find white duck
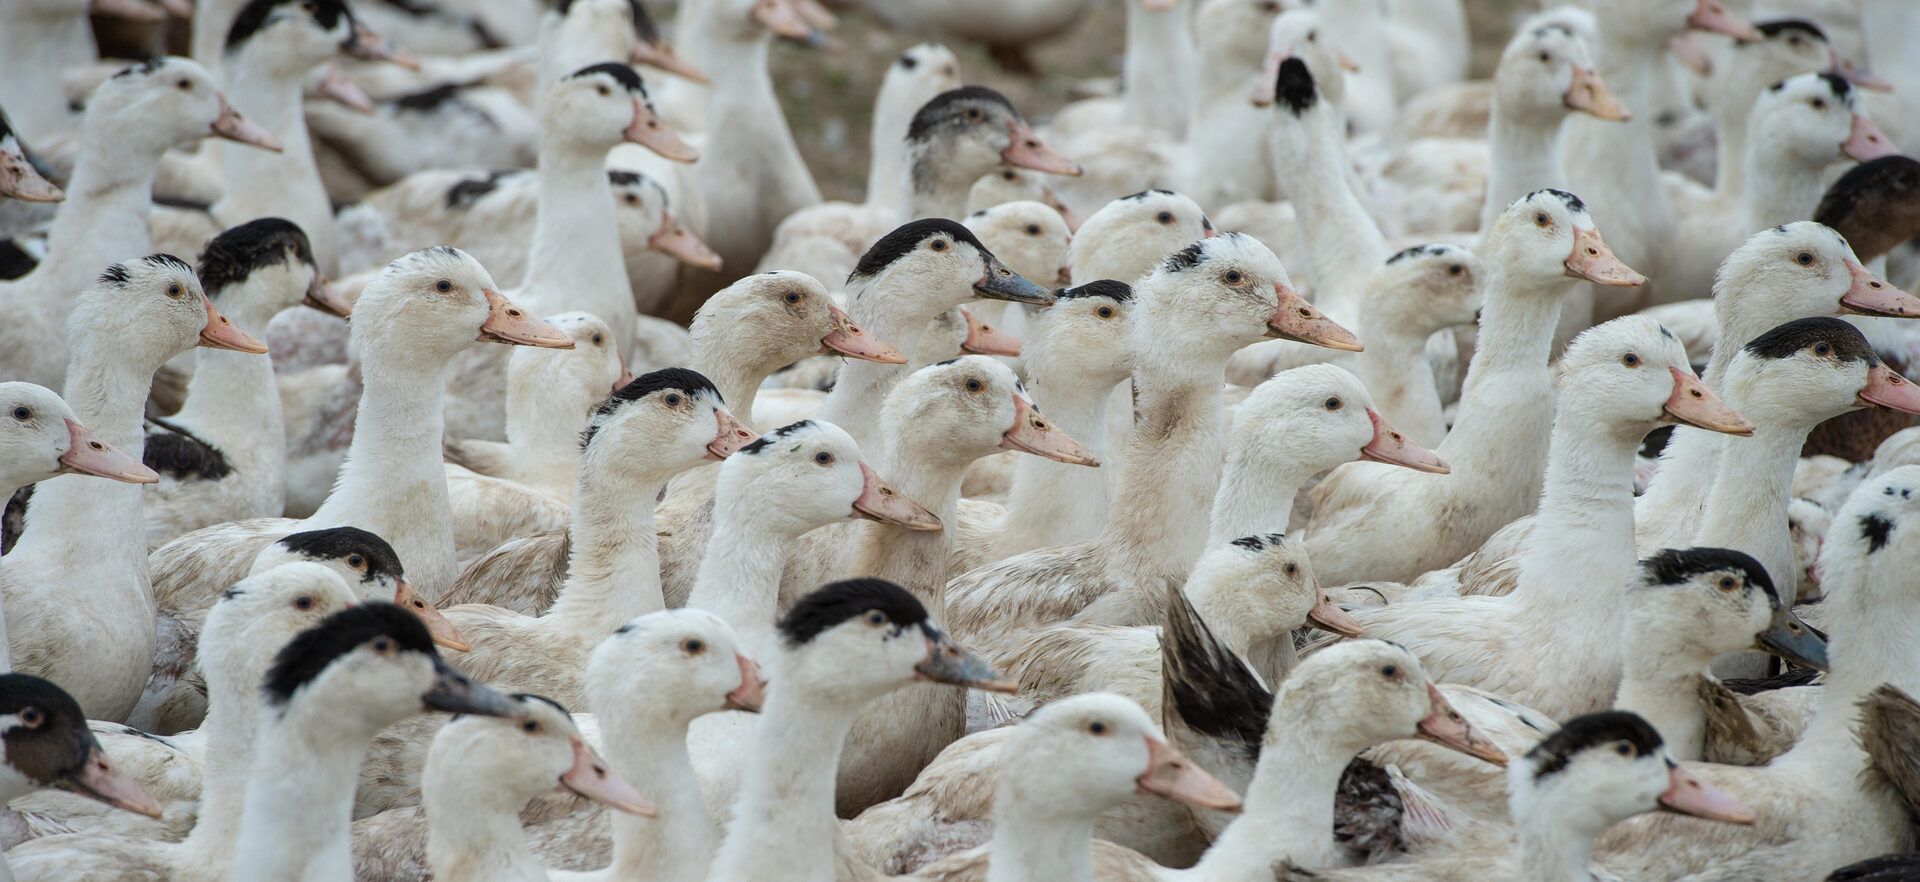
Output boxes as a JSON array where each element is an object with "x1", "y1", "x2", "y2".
[
  {"x1": 1479, "y1": 10, "x2": 1629, "y2": 232},
  {"x1": 0, "y1": 58, "x2": 279, "y2": 391},
  {"x1": 3, "y1": 256, "x2": 265, "y2": 721},
  {"x1": 0, "y1": 382, "x2": 155, "y2": 493}
]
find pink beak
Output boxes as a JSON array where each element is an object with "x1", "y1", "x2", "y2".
[
  {"x1": 821, "y1": 303, "x2": 907, "y2": 363},
  {"x1": 1856, "y1": 363, "x2": 1920, "y2": 414},
  {"x1": 850, "y1": 461, "x2": 942, "y2": 531},
  {"x1": 57, "y1": 420, "x2": 157, "y2": 483},
  {"x1": 1660, "y1": 366, "x2": 1753, "y2": 435},
  {"x1": 626, "y1": 99, "x2": 698, "y2": 163},
  {"x1": 315, "y1": 61, "x2": 376, "y2": 114},
  {"x1": 1002, "y1": 120, "x2": 1082, "y2": 177},
  {"x1": 1000, "y1": 394, "x2": 1099, "y2": 466},
  {"x1": 1837, "y1": 260, "x2": 1920, "y2": 317},
  {"x1": 724, "y1": 654, "x2": 767, "y2": 711},
  {"x1": 707, "y1": 409, "x2": 759, "y2": 460},
  {"x1": 1135, "y1": 736, "x2": 1243, "y2": 811},
  {"x1": 66, "y1": 747, "x2": 163, "y2": 819},
  {"x1": 1843, "y1": 113, "x2": 1898, "y2": 162},
  {"x1": 1416, "y1": 683, "x2": 1508, "y2": 766},
  {"x1": 958, "y1": 307, "x2": 1022, "y2": 357},
  {"x1": 560, "y1": 735, "x2": 656, "y2": 816},
  {"x1": 199, "y1": 294, "x2": 270, "y2": 354},
  {"x1": 209, "y1": 95, "x2": 283, "y2": 152},
  {"x1": 1658, "y1": 763, "x2": 1754, "y2": 824},
  {"x1": 1358, "y1": 409, "x2": 1448, "y2": 474},
  {"x1": 477, "y1": 290, "x2": 574, "y2": 348},
  {"x1": 1686, "y1": 0, "x2": 1761, "y2": 41}
]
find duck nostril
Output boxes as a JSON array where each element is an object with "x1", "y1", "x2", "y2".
[
  {"x1": 1588, "y1": 248, "x2": 1599, "y2": 256},
  {"x1": 90, "y1": 441, "x2": 105, "y2": 450}
]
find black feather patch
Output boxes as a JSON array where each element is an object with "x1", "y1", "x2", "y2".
[
  {"x1": 262, "y1": 603, "x2": 436, "y2": 706},
  {"x1": 738, "y1": 419, "x2": 814, "y2": 455},
  {"x1": 113, "y1": 59, "x2": 167, "y2": 79},
  {"x1": 906, "y1": 86, "x2": 1019, "y2": 143},
  {"x1": 848, "y1": 218, "x2": 991, "y2": 280},
  {"x1": 567, "y1": 62, "x2": 647, "y2": 96},
  {"x1": 1742, "y1": 316, "x2": 1874, "y2": 362},
  {"x1": 197, "y1": 217, "x2": 314, "y2": 296},
  {"x1": 1722, "y1": 666, "x2": 1822, "y2": 695},
  {"x1": 1815, "y1": 155, "x2": 1920, "y2": 243},
  {"x1": 779, "y1": 578, "x2": 929, "y2": 646},
  {"x1": 98, "y1": 263, "x2": 131, "y2": 287},
  {"x1": 896, "y1": 50, "x2": 918, "y2": 69},
  {"x1": 445, "y1": 169, "x2": 516, "y2": 210},
  {"x1": 393, "y1": 84, "x2": 464, "y2": 112},
  {"x1": 1054, "y1": 279, "x2": 1133, "y2": 302},
  {"x1": 552, "y1": 0, "x2": 657, "y2": 41},
  {"x1": 512, "y1": 692, "x2": 570, "y2": 716},
  {"x1": 1753, "y1": 17, "x2": 1826, "y2": 42},
  {"x1": 226, "y1": 0, "x2": 352, "y2": 51},
  {"x1": 1386, "y1": 244, "x2": 1449, "y2": 265},
  {"x1": 1528, "y1": 188, "x2": 1586, "y2": 214},
  {"x1": 1638, "y1": 547, "x2": 1778, "y2": 601},
  {"x1": 0, "y1": 107, "x2": 13, "y2": 143},
  {"x1": 581, "y1": 368, "x2": 721, "y2": 448},
  {"x1": 0, "y1": 239, "x2": 37, "y2": 281},
  {"x1": 143, "y1": 419, "x2": 233, "y2": 481},
  {"x1": 1120, "y1": 189, "x2": 1176, "y2": 202},
  {"x1": 1161, "y1": 241, "x2": 1208, "y2": 273},
  {"x1": 1272, "y1": 56, "x2": 1317, "y2": 115},
  {"x1": 1528, "y1": 710, "x2": 1664, "y2": 782},
  {"x1": 607, "y1": 169, "x2": 644, "y2": 188},
  {"x1": 3, "y1": 484, "x2": 31, "y2": 553},
  {"x1": 1826, "y1": 853, "x2": 1920, "y2": 882},
  {"x1": 1161, "y1": 585, "x2": 1271, "y2": 765},
  {"x1": 276, "y1": 526, "x2": 405, "y2": 583},
  {"x1": 1861, "y1": 512, "x2": 1895, "y2": 553},
  {"x1": 1819, "y1": 72, "x2": 1854, "y2": 103}
]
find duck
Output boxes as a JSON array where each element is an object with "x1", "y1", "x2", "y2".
[
  {"x1": 1343, "y1": 245, "x2": 1486, "y2": 446},
  {"x1": 944, "y1": 233, "x2": 1356, "y2": 663},
  {"x1": 866, "y1": 44, "x2": 963, "y2": 215},
  {"x1": 1304, "y1": 189, "x2": 1643, "y2": 587},
  {"x1": 0, "y1": 382, "x2": 154, "y2": 493},
  {"x1": 147, "y1": 247, "x2": 570, "y2": 612},
  {"x1": 1588, "y1": 466, "x2": 1920, "y2": 881},
  {"x1": 419, "y1": 693, "x2": 655, "y2": 882},
  {"x1": 1277, "y1": 711, "x2": 1754, "y2": 882},
  {"x1": 1479, "y1": 9, "x2": 1629, "y2": 233},
  {"x1": 141, "y1": 219, "x2": 351, "y2": 550},
  {"x1": 3, "y1": 561, "x2": 361, "y2": 881},
  {"x1": 537, "y1": 0, "x2": 706, "y2": 92},
  {"x1": 704, "y1": 578, "x2": 1014, "y2": 882},
  {"x1": 0, "y1": 674, "x2": 163, "y2": 830},
  {"x1": 0, "y1": 0, "x2": 188, "y2": 143},
  {"x1": 2, "y1": 255, "x2": 265, "y2": 722},
  {"x1": 1068, "y1": 190, "x2": 1216, "y2": 287},
  {"x1": 1330, "y1": 316, "x2": 1752, "y2": 722},
  {"x1": 0, "y1": 108, "x2": 63, "y2": 202},
  {"x1": 0, "y1": 59, "x2": 280, "y2": 391}
]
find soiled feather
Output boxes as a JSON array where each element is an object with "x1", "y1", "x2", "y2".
[
  {"x1": 1698, "y1": 678, "x2": 1823, "y2": 766},
  {"x1": 439, "y1": 529, "x2": 570, "y2": 614}
]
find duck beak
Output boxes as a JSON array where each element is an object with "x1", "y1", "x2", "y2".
[
  {"x1": 1251, "y1": 50, "x2": 1288, "y2": 107},
  {"x1": 1660, "y1": 367, "x2": 1752, "y2": 435},
  {"x1": 915, "y1": 626, "x2": 1017, "y2": 693},
  {"x1": 1838, "y1": 260, "x2": 1920, "y2": 317},
  {"x1": 59, "y1": 419, "x2": 158, "y2": 483},
  {"x1": 1830, "y1": 52, "x2": 1893, "y2": 92},
  {"x1": 1267, "y1": 283, "x2": 1362, "y2": 351},
  {"x1": 612, "y1": 354, "x2": 636, "y2": 394},
  {"x1": 630, "y1": 37, "x2": 709, "y2": 84},
  {"x1": 62, "y1": 743, "x2": 162, "y2": 819},
  {"x1": 725, "y1": 653, "x2": 767, "y2": 711},
  {"x1": 626, "y1": 98, "x2": 698, "y2": 163},
  {"x1": 1040, "y1": 184, "x2": 1083, "y2": 232},
  {"x1": 90, "y1": 0, "x2": 166, "y2": 20},
  {"x1": 1305, "y1": 579, "x2": 1365, "y2": 637},
  {"x1": 315, "y1": 62, "x2": 376, "y2": 114},
  {"x1": 1857, "y1": 363, "x2": 1920, "y2": 414},
  {"x1": 852, "y1": 462, "x2": 943, "y2": 531},
  {"x1": 396, "y1": 580, "x2": 468, "y2": 652},
  {"x1": 1002, "y1": 119, "x2": 1082, "y2": 177},
  {"x1": 561, "y1": 735, "x2": 657, "y2": 816},
  {"x1": 1359, "y1": 409, "x2": 1448, "y2": 474},
  {"x1": 424, "y1": 657, "x2": 520, "y2": 717},
  {"x1": 303, "y1": 272, "x2": 352, "y2": 317},
  {"x1": 821, "y1": 303, "x2": 906, "y2": 363},
  {"x1": 1001, "y1": 394, "x2": 1099, "y2": 466},
  {"x1": 707, "y1": 408, "x2": 758, "y2": 460},
  {"x1": 0, "y1": 141, "x2": 62, "y2": 202},
  {"x1": 1564, "y1": 226, "x2": 1645, "y2": 287},
  {"x1": 478, "y1": 290, "x2": 573, "y2": 348},
  {"x1": 1669, "y1": 32, "x2": 1712, "y2": 76},
  {"x1": 975, "y1": 259, "x2": 1055, "y2": 305},
  {"x1": 1755, "y1": 605, "x2": 1828, "y2": 672},
  {"x1": 1136, "y1": 736, "x2": 1244, "y2": 811},
  {"x1": 1686, "y1": 0, "x2": 1760, "y2": 42},
  {"x1": 210, "y1": 95, "x2": 282, "y2": 152},
  {"x1": 1659, "y1": 763, "x2": 1754, "y2": 823},
  {"x1": 958, "y1": 307, "x2": 1022, "y2": 357},
  {"x1": 1416, "y1": 683, "x2": 1507, "y2": 766},
  {"x1": 199, "y1": 294, "x2": 270, "y2": 353},
  {"x1": 751, "y1": 0, "x2": 812, "y2": 40},
  {"x1": 647, "y1": 212, "x2": 722, "y2": 270},
  {"x1": 345, "y1": 22, "x2": 420, "y2": 69},
  {"x1": 1843, "y1": 113, "x2": 1898, "y2": 162},
  {"x1": 1564, "y1": 64, "x2": 1630, "y2": 121}
]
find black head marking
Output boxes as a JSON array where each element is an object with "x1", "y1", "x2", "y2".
[
  {"x1": 581, "y1": 368, "x2": 721, "y2": 448},
  {"x1": 113, "y1": 59, "x2": 168, "y2": 79},
  {"x1": 1818, "y1": 72, "x2": 1854, "y2": 103},
  {"x1": 1527, "y1": 188, "x2": 1585, "y2": 214},
  {"x1": 226, "y1": 0, "x2": 353, "y2": 51},
  {"x1": 848, "y1": 218, "x2": 991, "y2": 281},
  {"x1": 738, "y1": 419, "x2": 813, "y2": 455},
  {"x1": 1386, "y1": 244, "x2": 1449, "y2": 265},
  {"x1": 0, "y1": 674, "x2": 96, "y2": 786},
  {"x1": 1054, "y1": 279, "x2": 1134, "y2": 303},
  {"x1": 1861, "y1": 512, "x2": 1894, "y2": 552},
  {"x1": 98, "y1": 264, "x2": 131, "y2": 287},
  {"x1": 445, "y1": 169, "x2": 517, "y2": 210},
  {"x1": 261, "y1": 603, "x2": 436, "y2": 706},
  {"x1": 1741, "y1": 316, "x2": 1874, "y2": 362},
  {"x1": 1230, "y1": 535, "x2": 1265, "y2": 551},
  {"x1": 567, "y1": 62, "x2": 648, "y2": 97},
  {"x1": 1754, "y1": 17, "x2": 1826, "y2": 42},
  {"x1": 896, "y1": 50, "x2": 918, "y2": 69},
  {"x1": 1120, "y1": 189, "x2": 1176, "y2": 202},
  {"x1": 1162, "y1": 241, "x2": 1208, "y2": 273},
  {"x1": 197, "y1": 217, "x2": 315, "y2": 296},
  {"x1": 1660, "y1": 325, "x2": 1675, "y2": 340},
  {"x1": 1161, "y1": 585, "x2": 1271, "y2": 765},
  {"x1": 511, "y1": 692, "x2": 571, "y2": 716},
  {"x1": 1528, "y1": 711, "x2": 1664, "y2": 782},
  {"x1": 932, "y1": 357, "x2": 963, "y2": 367},
  {"x1": 1638, "y1": 547, "x2": 1778, "y2": 602},
  {"x1": 1272, "y1": 56, "x2": 1318, "y2": 115},
  {"x1": 276, "y1": 526, "x2": 406, "y2": 582},
  {"x1": 607, "y1": 169, "x2": 643, "y2": 188},
  {"x1": 906, "y1": 86, "x2": 1019, "y2": 143},
  {"x1": 145, "y1": 254, "x2": 193, "y2": 275},
  {"x1": 779, "y1": 579, "x2": 930, "y2": 646},
  {"x1": 551, "y1": 0, "x2": 658, "y2": 41},
  {"x1": 393, "y1": 83, "x2": 463, "y2": 112}
]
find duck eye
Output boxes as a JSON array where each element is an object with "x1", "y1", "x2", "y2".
[
  {"x1": 1796, "y1": 252, "x2": 1815, "y2": 266},
  {"x1": 1811, "y1": 98, "x2": 1826, "y2": 110},
  {"x1": 166, "y1": 284, "x2": 183, "y2": 299},
  {"x1": 522, "y1": 719, "x2": 541, "y2": 733},
  {"x1": 1096, "y1": 306, "x2": 1114, "y2": 319},
  {"x1": 1381, "y1": 665, "x2": 1397, "y2": 678},
  {"x1": 1538, "y1": 51, "x2": 1550, "y2": 62},
  {"x1": 814, "y1": 451, "x2": 833, "y2": 465},
  {"x1": 1325, "y1": 397, "x2": 1341, "y2": 410},
  {"x1": 1616, "y1": 742, "x2": 1634, "y2": 757},
  {"x1": 965, "y1": 378, "x2": 984, "y2": 393},
  {"x1": 1285, "y1": 563, "x2": 1297, "y2": 576},
  {"x1": 1815, "y1": 341, "x2": 1832, "y2": 356},
  {"x1": 1719, "y1": 576, "x2": 1738, "y2": 591},
  {"x1": 664, "y1": 393, "x2": 683, "y2": 406},
  {"x1": 1534, "y1": 212, "x2": 1550, "y2": 227},
  {"x1": 10, "y1": 407, "x2": 28, "y2": 421},
  {"x1": 1026, "y1": 224, "x2": 1041, "y2": 235},
  {"x1": 1002, "y1": 170, "x2": 1016, "y2": 181},
  {"x1": 293, "y1": 596, "x2": 315, "y2": 610},
  {"x1": 596, "y1": 85, "x2": 610, "y2": 96},
  {"x1": 784, "y1": 291, "x2": 801, "y2": 304},
  {"x1": 1224, "y1": 270, "x2": 1243, "y2": 284},
  {"x1": 18, "y1": 708, "x2": 40, "y2": 727},
  {"x1": 929, "y1": 239, "x2": 949, "y2": 252},
  {"x1": 624, "y1": 194, "x2": 639, "y2": 205},
  {"x1": 347, "y1": 554, "x2": 366, "y2": 569},
  {"x1": 867, "y1": 611, "x2": 888, "y2": 626},
  {"x1": 1448, "y1": 264, "x2": 1463, "y2": 276},
  {"x1": 372, "y1": 638, "x2": 393, "y2": 654},
  {"x1": 683, "y1": 638, "x2": 705, "y2": 654},
  {"x1": 1622, "y1": 353, "x2": 1641, "y2": 367},
  {"x1": 1087, "y1": 721, "x2": 1108, "y2": 735},
  {"x1": 435, "y1": 279, "x2": 453, "y2": 293},
  {"x1": 1156, "y1": 211, "x2": 1174, "y2": 224},
  {"x1": 1307, "y1": 30, "x2": 1317, "y2": 41},
  {"x1": 177, "y1": 78, "x2": 192, "y2": 90}
]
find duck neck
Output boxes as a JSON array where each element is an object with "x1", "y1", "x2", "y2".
[
  {"x1": 220, "y1": 49, "x2": 330, "y2": 271},
  {"x1": 1692, "y1": 404, "x2": 1820, "y2": 592},
  {"x1": 601, "y1": 706, "x2": 713, "y2": 881},
  {"x1": 1711, "y1": 96, "x2": 1752, "y2": 196},
  {"x1": 984, "y1": 779, "x2": 1100, "y2": 882},
  {"x1": 853, "y1": 434, "x2": 971, "y2": 618},
  {"x1": 174, "y1": 287, "x2": 287, "y2": 446},
  {"x1": 1786, "y1": 557, "x2": 1920, "y2": 766},
  {"x1": 1614, "y1": 648, "x2": 1713, "y2": 762},
  {"x1": 175, "y1": 658, "x2": 264, "y2": 868},
  {"x1": 1741, "y1": 135, "x2": 1833, "y2": 231},
  {"x1": 709, "y1": 683, "x2": 865, "y2": 882},
  {"x1": 424, "y1": 761, "x2": 545, "y2": 882},
  {"x1": 1189, "y1": 722, "x2": 1353, "y2": 880},
  {"x1": 501, "y1": 365, "x2": 590, "y2": 488},
  {"x1": 690, "y1": 340, "x2": 779, "y2": 427},
  {"x1": 686, "y1": 504, "x2": 796, "y2": 659},
  {"x1": 1207, "y1": 448, "x2": 1325, "y2": 547},
  {"x1": 819, "y1": 276, "x2": 947, "y2": 447},
  {"x1": 1515, "y1": 404, "x2": 1645, "y2": 611},
  {"x1": 546, "y1": 467, "x2": 672, "y2": 640},
  {"x1": 1354, "y1": 318, "x2": 1449, "y2": 447},
  {"x1": 0, "y1": 4, "x2": 89, "y2": 142},
  {"x1": 900, "y1": 149, "x2": 976, "y2": 221},
  {"x1": 42, "y1": 126, "x2": 162, "y2": 287},
  {"x1": 1511, "y1": 804, "x2": 1609, "y2": 882},
  {"x1": 523, "y1": 140, "x2": 633, "y2": 337},
  {"x1": 998, "y1": 355, "x2": 1122, "y2": 551},
  {"x1": 1099, "y1": 360, "x2": 1228, "y2": 582},
  {"x1": 1481, "y1": 106, "x2": 1565, "y2": 231},
  {"x1": 1270, "y1": 106, "x2": 1384, "y2": 320},
  {"x1": 231, "y1": 701, "x2": 376, "y2": 880},
  {"x1": 1120, "y1": 1, "x2": 1194, "y2": 139},
  {"x1": 1435, "y1": 269, "x2": 1568, "y2": 478}
]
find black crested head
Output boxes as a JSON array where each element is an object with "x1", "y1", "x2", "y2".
[
  {"x1": 1638, "y1": 547, "x2": 1777, "y2": 602},
  {"x1": 445, "y1": 169, "x2": 517, "y2": 210},
  {"x1": 1121, "y1": 189, "x2": 1176, "y2": 202},
  {"x1": 906, "y1": 86, "x2": 1018, "y2": 143},
  {"x1": 779, "y1": 579, "x2": 929, "y2": 646},
  {"x1": 226, "y1": 0, "x2": 353, "y2": 52},
  {"x1": 848, "y1": 218, "x2": 990, "y2": 281},
  {"x1": 1273, "y1": 56, "x2": 1318, "y2": 115},
  {"x1": 1527, "y1": 188, "x2": 1585, "y2": 215},
  {"x1": 277, "y1": 527, "x2": 406, "y2": 583},
  {"x1": 0, "y1": 674, "x2": 93, "y2": 785},
  {"x1": 1528, "y1": 711, "x2": 1664, "y2": 781},
  {"x1": 1754, "y1": 17, "x2": 1826, "y2": 42},
  {"x1": 581, "y1": 368, "x2": 721, "y2": 448},
  {"x1": 1741, "y1": 316, "x2": 1874, "y2": 362},
  {"x1": 197, "y1": 218, "x2": 315, "y2": 296},
  {"x1": 512, "y1": 692, "x2": 571, "y2": 716},
  {"x1": 146, "y1": 254, "x2": 193, "y2": 275},
  {"x1": 1818, "y1": 72, "x2": 1854, "y2": 103},
  {"x1": 262, "y1": 603, "x2": 436, "y2": 707},
  {"x1": 1161, "y1": 585, "x2": 1271, "y2": 765},
  {"x1": 568, "y1": 62, "x2": 648, "y2": 96},
  {"x1": 1861, "y1": 512, "x2": 1894, "y2": 553},
  {"x1": 1162, "y1": 240, "x2": 1208, "y2": 273},
  {"x1": 113, "y1": 59, "x2": 168, "y2": 79},
  {"x1": 738, "y1": 419, "x2": 813, "y2": 455},
  {"x1": 1055, "y1": 279, "x2": 1133, "y2": 303},
  {"x1": 98, "y1": 263, "x2": 132, "y2": 287},
  {"x1": 1230, "y1": 535, "x2": 1266, "y2": 551},
  {"x1": 1386, "y1": 244, "x2": 1449, "y2": 265}
]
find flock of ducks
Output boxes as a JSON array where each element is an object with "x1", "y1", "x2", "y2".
[{"x1": 3, "y1": 0, "x2": 1920, "y2": 879}]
